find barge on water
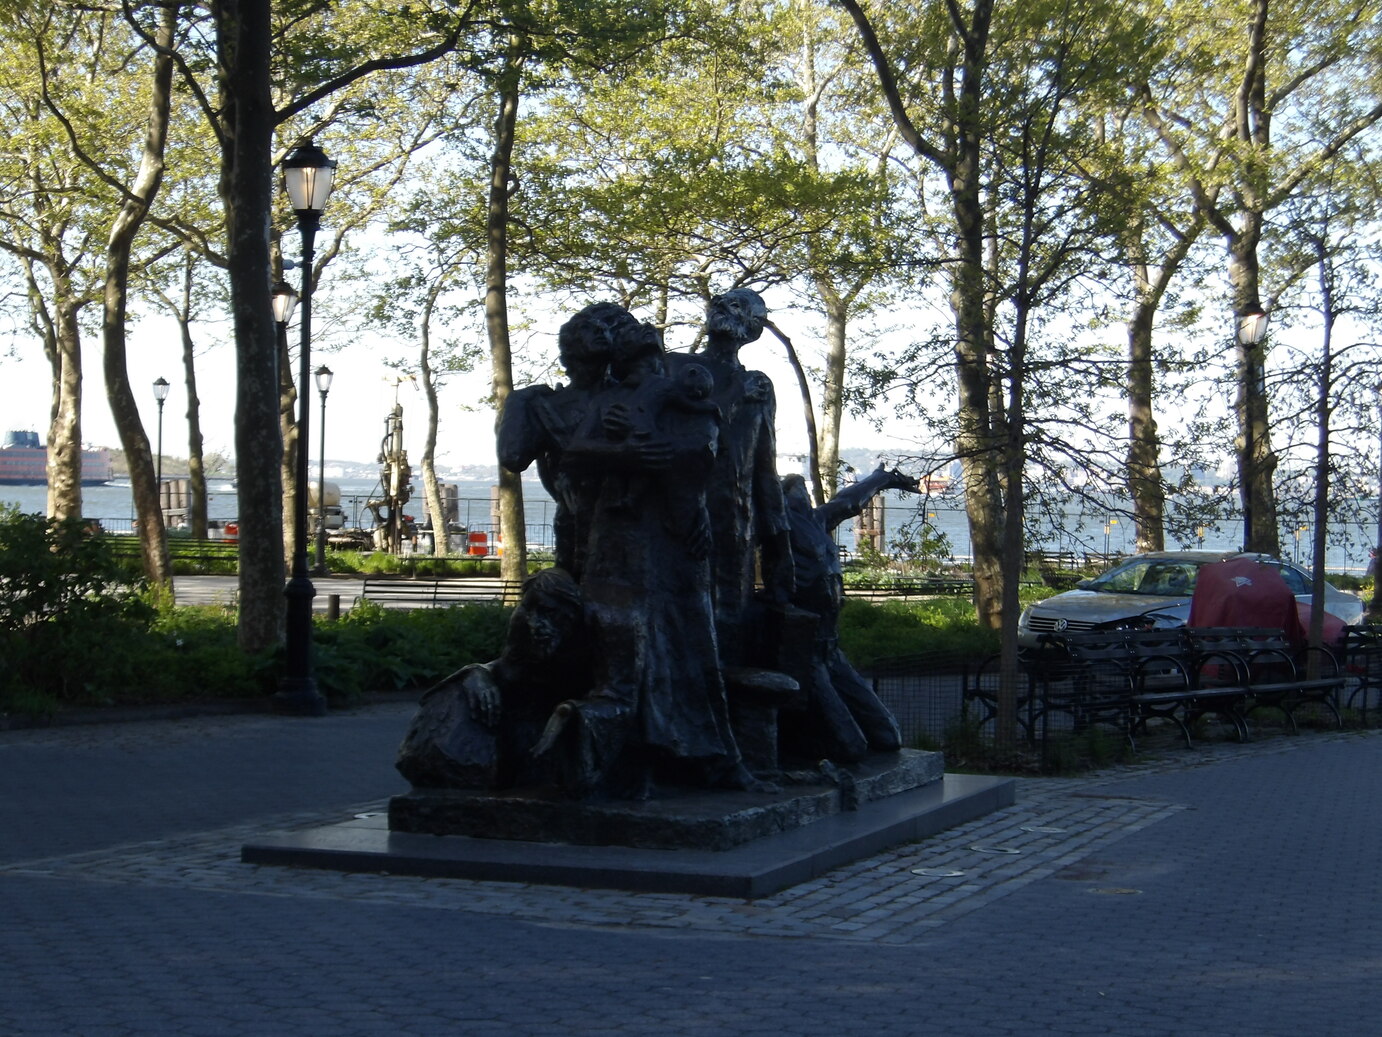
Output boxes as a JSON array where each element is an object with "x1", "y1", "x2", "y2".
[{"x1": 0, "y1": 430, "x2": 114, "y2": 486}]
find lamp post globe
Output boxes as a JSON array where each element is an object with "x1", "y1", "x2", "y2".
[
  {"x1": 1238, "y1": 305, "x2": 1269, "y2": 347},
  {"x1": 272, "y1": 279, "x2": 298, "y2": 326},
  {"x1": 275, "y1": 140, "x2": 336, "y2": 717}
]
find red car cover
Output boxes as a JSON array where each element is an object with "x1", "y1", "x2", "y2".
[
  {"x1": 1297, "y1": 601, "x2": 1346, "y2": 647},
  {"x1": 1188, "y1": 557, "x2": 1308, "y2": 646}
]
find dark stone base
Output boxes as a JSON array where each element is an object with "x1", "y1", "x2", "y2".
[
  {"x1": 242, "y1": 759, "x2": 1015, "y2": 898},
  {"x1": 388, "y1": 749, "x2": 945, "y2": 851}
]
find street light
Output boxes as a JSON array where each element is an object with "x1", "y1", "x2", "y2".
[
  {"x1": 1238, "y1": 304, "x2": 1269, "y2": 551},
  {"x1": 152, "y1": 377, "x2": 169, "y2": 514},
  {"x1": 275, "y1": 140, "x2": 336, "y2": 717},
  {"x1": 314, "y1": 365, "x2": 333, "y2": 574},
  {"x1": 272, "y1": 279, "x2": 298, "y2": 326},
  {"x1": 1373, "y1": 384, "x2": 1382, "y2": 620}
]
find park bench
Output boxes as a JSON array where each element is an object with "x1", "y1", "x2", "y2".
[
  {"x1": 1341, "y1": 625, "x2": 1382, "y2": 723},
  {"x1": 1182, "y1": 627, "x2": 1345, "y2": 733},
  {"x1": 1025, "y1": 550, "x2": 1086, "y2": 589},
  {"x1": 967, "y1": 625, "x2": 1345, "y2": 753},
  {"x1": 843, "y1": 575, "x2": 976, "y2": 601},
  {"x1": 102, "y1": 534, "x2": 240, "y2": 574},
  {"x1": 355, "y1": 577, "x2": 523, "y2": 609},
  {"x1": 1026, "y1": 549, "x2": 1080, "y2": 571},
  {"x1": 1030, "y1": 629, "x2": 1208, "y2": 751}
]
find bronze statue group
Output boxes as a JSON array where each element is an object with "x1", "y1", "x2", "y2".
[{"x1": 397, "y1": 290, "x2": 921, "y2": 799}]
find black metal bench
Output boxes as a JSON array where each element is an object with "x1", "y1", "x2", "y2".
[
  {"x1": 355, "y1": 577, "x2": 523, "y2": 609},
  {"x1": 1184, "y1": 627, "x2": 1345, "y2": 733},
  {"x1": 1341, "y1": 625, "x2": 1382, "y2": 723},
  {"x1": 968, "y1": 626, "x2": 1344, "y2": 753},
  {"x1": 1038, "y1": 630, "x2": 1201, "y2": 751}
]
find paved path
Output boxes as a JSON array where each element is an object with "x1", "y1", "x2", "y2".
[
  {"x1": 172, "y1": 575, "x2": 366, "y2": 612},
  {"x1": 3, "y1": 705, "x2": 1379, "y2": 1035}
]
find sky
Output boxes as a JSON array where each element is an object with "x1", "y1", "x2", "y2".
[{"x1": 0, "y1": 291, "x2": 931, "y2": 473}]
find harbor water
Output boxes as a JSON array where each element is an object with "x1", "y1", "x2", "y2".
[{"x1": 1, "y1": 478, "x2": 1376, "y2": 573}]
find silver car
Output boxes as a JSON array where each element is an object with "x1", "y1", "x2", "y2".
[{"x1": 1017, "y1": 550, "x2": 1365, "y2": 648}]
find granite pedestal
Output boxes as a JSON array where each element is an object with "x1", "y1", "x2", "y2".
[{"x1": 243, "y1": 751, "x2": 1015, "y2": 898}]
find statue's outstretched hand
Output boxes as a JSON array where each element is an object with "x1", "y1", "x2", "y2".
[{"x1": 884, "y1": 466, "x2": 922, "y2": 494}]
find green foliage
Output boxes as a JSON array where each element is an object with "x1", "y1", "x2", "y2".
[
  {"x1": 836, "y1": 598, "x2": 999, "y2": 670},
  {"x1": 0, "y1": 501, "x2": 514, "y2": 715},
  {"x1": 326, "y1": 551, "x2": 505, "y2": 577},
  {"x1": 105, "y1": 534, "x2": 241, "y2": 577},
  {"x1": 312, "y1": 601, "x2": 510, "y2": 702},
  {"x1": 888, "y1": 513, "x2": 953, "y2": 569},
  {"x1": 149, "y1": 605, "x2": 267, "y2": 702},
  {"x1": 0, "y1": 506, "x2": 158, "y2": 712}
]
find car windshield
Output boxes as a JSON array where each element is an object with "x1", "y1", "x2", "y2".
[{"x1": 1086, "y1": 559, "x2": 1201, "y2": 596}]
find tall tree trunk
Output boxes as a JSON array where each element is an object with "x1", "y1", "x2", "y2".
[
  {"x1": 816, "y1": 292, "x2": 847, "y2": 500},
  {"x1": 419, "y1": 294, "x2": 447, "y2": 557},
  {"x1": 1126, "y1": 290, "x2": 1165, "y2": 553},
  {"x1": 1229, "y1": 0, "x2": 1278, "y2": 557},
  {"x1": 798, "y1": 23, "x2": 845, "y2": 503},
  {"x1": 47, "y1": 297, "x2": 84, "y2": 522},
  {"x1": 1122, "y1": 217, "x2": 1201, "y2": 554},
  {"x1": 16, "y1": 187, "x2": 83, "y2": 521},
  {"x1": 952, "y1": 157, "x2": 1004, "y2": 631},
  {"x1": 997, "y1": 308, "x2": 1030, "y2": 750},
  {"x1": 175, "y1": 262, "x2": 208, "y2": 538},
  {"x1": 486, "y1": 59, "x2": 526, "y2": 589},
  {"x1": 840, "y1": 0, "x2": 1002, "y2": 625},
  {"x1": 279, "y1": 329, "x2": 298, "y2": 567},
  {"x1": 1307, "y1": 241, "x2": 1334, "y2": 658},
  {"x1": 1230, "y1": 229, "x2": 1278, "y2": 555},
  {"x1": 104, "y1": 0, "x2": 177, "y2": 594},
  {"x1": 215, "y1": 0, "x2": 285, "y2": 652}
]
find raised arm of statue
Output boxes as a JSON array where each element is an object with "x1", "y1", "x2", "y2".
[{"x1": 815, "y1": 465, "x2": 921, "y2": 534}]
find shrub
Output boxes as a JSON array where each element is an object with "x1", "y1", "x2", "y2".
[
  {"x1": 837, "y1": 597, "x2": 999, "y2": 669},
  {"x1": 326, "y1": 551, "x2": 505, "y2": 578},
  {"x1": 0, "y1": 506, "x2": 156, "y2": 714},
  {"x1": 147, "y1": 605, "x2": 266, "y2": 702},
  {"x1": 312, "y1": 600, "x2": 510, "y2": 703}
]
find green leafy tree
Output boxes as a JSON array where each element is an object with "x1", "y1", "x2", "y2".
[
  {"x1": 839, "y1": 0, "x2": 1161, "y2": 746},
  {"x1": 0, "y1": 4, "x2": 126, "y2": 522},
  {"x1": 1137, "y1": 0, "x2": 1382, "y2": 556}
]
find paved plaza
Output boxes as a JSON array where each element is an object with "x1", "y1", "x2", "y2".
[{"x1": 3, "y1": 701, "x2": 1380, "y2": 1035}]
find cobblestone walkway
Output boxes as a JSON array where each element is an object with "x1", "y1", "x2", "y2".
[{"x1": 10, "y1": 718, "x2": 1338, "y2": 946}]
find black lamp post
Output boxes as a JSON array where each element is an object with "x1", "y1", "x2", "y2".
[
  {"x1": 152, "y1": 377, "x2": 169, "y2": 515},
  {"x1": 1373, "y1": 383, "x2": 1382, "y2": 620},
  {"x1": 274, "y1": 140, "x2": 335, "y2": 717},
  {"x1": 1237, "y1": 304, "x2": 1269, "y2": 551},
  {"x1": 314, "y1": 364, "x2": 333, "y2": 574}
]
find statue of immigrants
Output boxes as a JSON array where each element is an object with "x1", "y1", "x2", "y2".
[{"x1": 397, "y1": 293, "x2": 912, "y2": 800}]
